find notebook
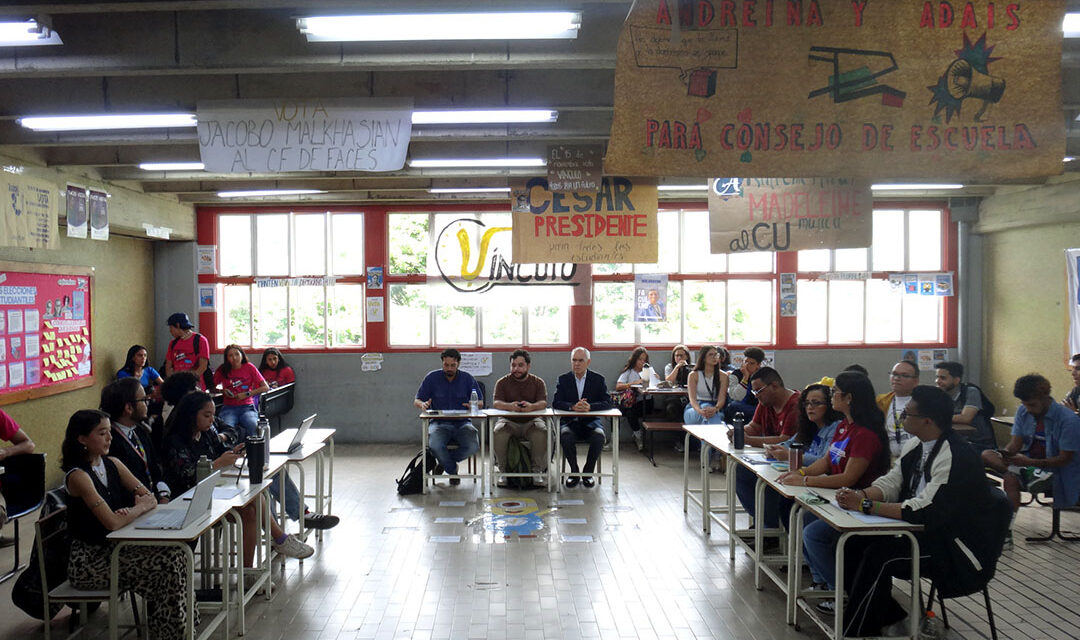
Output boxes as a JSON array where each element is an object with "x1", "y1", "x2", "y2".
[{"x1": 135, "y1": 470, "x2": 220, "y2": 530}]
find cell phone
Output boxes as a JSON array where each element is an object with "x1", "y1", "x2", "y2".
[{"x1": 997, "y1": 449, "x2": 1012, "y2": 457}]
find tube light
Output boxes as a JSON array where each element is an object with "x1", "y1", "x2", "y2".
[
  {"x1": 428, "y1": 187, "x2": 512, "y2": 194},
  {"x1": 658, "y1": 184, "x2": 709, "y2": 191},
  {"x1": 297, "y1": 12, "x2": 581, "y2": 42},
  {"x1": 139, "y1": 162, "x2": 205, "y2": 171},
  {"x1": 871, "y1": 183, "x2": 964, "y2": 191},
  {"x1": 1065, "y1": 13, "x2": 1080, "y2": 37},
  {"x1": 410, "y1": 158, "x2": 546, "y2": 168},
  {"x1": 18, "y1": 113, "x2": 197, "y2": 132},
  {"x1": 0, "y1": 20, "x2": 62, "y2": 46},
  {"x1": 217, "y1": 189, "x2": 326, "y2": 198},
  {"x1": 1066, "y1": 157, "x2": 1076, "y2": 162},
  {"x1": 413, "y1": 109, "x2": 558, "y2": 125}
]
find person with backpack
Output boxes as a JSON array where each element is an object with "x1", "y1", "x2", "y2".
[
  {"x1": 491, "y1": 349, "x2": 548, "y2": 488},
  {"x1": 164, "y1": 312, "x2": 210, "y2": 390},
  {"x1": 934, "y1": 360, "x2": 996, "y2": 450}
]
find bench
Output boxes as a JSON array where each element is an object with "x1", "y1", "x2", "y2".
[
  {"x1": 641, "y1": 421, "x2": 684, "y2": 466},
  {"x1": 260, "y1": 382, "x2": 296, "y2": 430}
]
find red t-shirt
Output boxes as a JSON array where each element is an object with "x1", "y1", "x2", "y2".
[
  {"x1": 751, "y1": 390, "x2": 801, "y2": 437},
  {"x1": 260, "y1": 366, "x2": 295, "y2": 387},
  {"x1": 167, "y1": 333, "x2": 210, "y2": 386},
  {"x1": 214, "y1": 363, "x2": 265, "y2": 407},
  {"x1": 0, "y1": 409, "x2": 20, "y2": 441},
  {"x1": 826, "y1": 420, "x2": 887, "y2": 489}
]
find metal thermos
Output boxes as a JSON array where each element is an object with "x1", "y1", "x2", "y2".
[
  {"x1": 246, "y1": 434, "x2": 265, "y2": 484},
  {"x1": 788, "y1": 442, "x2": 804, "y2": 471},
  {"x1": 733, "y1": 412, "x2": 745, "y2": 449},
  {"x1": 257, "y1": 416, "x2": 271, "y2": 468}
]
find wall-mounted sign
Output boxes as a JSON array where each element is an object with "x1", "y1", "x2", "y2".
[
  {"x1": 89, "y1": 190, "x2": 108, "y2": 241},
  {"x1": 65, "y1": 184, "x2": 87, "y2": 239},
  {"x1": 1, "y1": 174, "x2": 58, "y2": 250},
  {"x1": 547, "y1": 144, "x2": 602, "y2": 192},
  {"x1": 606, "y1": 0, "x2": 1065, "y2": 180}
]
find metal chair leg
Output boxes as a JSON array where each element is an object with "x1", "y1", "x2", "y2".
[{"x1": 983, "y1": 586, "x2": 998, "y2": 640}]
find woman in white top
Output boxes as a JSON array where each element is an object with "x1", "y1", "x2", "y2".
[
  {"x1": 616, "y1": 346, "x2": 660, "y2": 451},
  {"x1": 683, "y1": 345, "x2": 729, "y2": 425},
  {"x1": 664, "y1": 344, "x2": 692, "y2": 386}
]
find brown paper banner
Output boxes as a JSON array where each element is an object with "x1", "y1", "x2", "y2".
[
  {"x1": 511, "y1": 177, "x2": 658, "y2": 264},
  {"x1": 709, "y1": 177, "x2": 871, "y2": 253},
  {"x1": 606, "y1": 0, "x2": 1065, "y2": 180},
  {"x1": 1, "y1": 174, "x2": 59, "y2": 250}
]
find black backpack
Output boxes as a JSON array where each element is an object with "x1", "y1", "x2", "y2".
[
  {"x1": 963, "y1": 382, "x2": 996, "y2": 417},
  {"x1": 396, "y1": 448, "x2": 439, "y2": 495},
  {"x1": 504, "y1": 438, "x2": 535, "y2": 490}
]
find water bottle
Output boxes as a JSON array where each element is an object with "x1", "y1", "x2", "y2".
[
  {"x1": 470, "y1": 389, "x2": 480, "y2": 415},
  {"x1": 196, "y1": 455, "x2": 212, "y2": 483},
  {"x1": 788, "y1": 442, "x2": 804, "y2": 471},
  {"x1": 733, "y1": 411, "x2": 745, "y2": 449},
  {"x1": 257, "y1": 416, "x2": 271, "y2": 468},
  {"x1": 918, "y1": 611, "x2": 944, "y2": 639}
]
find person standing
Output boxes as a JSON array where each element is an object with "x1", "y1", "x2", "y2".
[
  {"x1": 413, "y1": 348, "x2": 482, "y2": 486},
  {"x1": 553, "y1": 347, "x2": 612, "y2": 488},
  {"x1": 164, "y1": 312, "x2": 210, "y2": 389},
  {"x1": 491, "y1": 349, "x2": 548, "y2": 486}
]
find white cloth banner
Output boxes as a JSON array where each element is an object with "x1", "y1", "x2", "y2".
[
  {"x1": 1067, "y1": 248, "x2": 1080, "y2": 356},
  {"x1": 197, "y1": 98, "x2": 412, "y2": 173}
]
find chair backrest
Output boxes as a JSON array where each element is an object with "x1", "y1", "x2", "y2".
[
  {"x1": 0, "y1": 452, "x2": 47, "y2": 518},
  {"x1": 983, "y1": 487, "x2": 1013, "y2": 580},
  {"x1": 34, "y1": 506, "x2": 69, "y2": 593},
  {"x1": 475, "y1": 380, "x2": 487, "y2": 408}
]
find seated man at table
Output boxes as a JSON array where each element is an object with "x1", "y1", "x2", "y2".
[
  {"x1": 553, "y1": 347, "x2": 612, "y2": 488},
  {"x1": 414, "y1": 348, "x2": 483, "y2": 486},
  {"x1": 101, "y1": 378, "x2": 172, "y2": 503},
  {"x1": 934, "y1": 360, "x2": 995, "y2": 450},
  {"x1": 724, "y1": 347, "x2": 763, "y2": 423},
  {"x1": 492, "y1": 349, "x2": 548, "y2": 487},
  {"x1": 982, "y1": 373, "x2": 1080, "y2": 544},
  {"x1": 0, "y1": 409, "x2": 35, "y2": 546},
  {"x1": 1063, "y1": 353, "x2": 1080, "y2": 415},
  {"x1": 878, "y1": 359, "x2": 920, "y2": 458},
  {"x1": 837, "y1": 385, "x2": 997, "y2": 637}
]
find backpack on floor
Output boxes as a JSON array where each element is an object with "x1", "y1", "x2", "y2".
[
  {"x1": 396, "y1": 448, "x2": 439, "y2": 495},
  {"x1": 504, "y1": 438, "x2": 535, "y2": 490}
]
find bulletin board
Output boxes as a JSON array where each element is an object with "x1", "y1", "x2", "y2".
[{"x1": 0, "y1": 261, "x2": 93, "y2": 405}]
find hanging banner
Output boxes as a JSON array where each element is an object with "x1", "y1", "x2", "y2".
[
  {"x1": 511, "y1": 176, "x2": 658, "y2": 264},
  {"x1": 708, "y1": 177, "x2": 871, "y2": 253},
  {"x1": 0, "y1": 173, "x2": 58, "y2": 250},
  {"x1": 65, "y1": 184, "x2": 87, "y2": 239},
  {"x1": 634, "y1": 274, "x2": 668, "y2": 322},
  {"x1": 1067, "y1": 249, "x2": 1080, "y2": 357},
  {"x1": 547, "y1": 144, "x2": 603, "y2": 192},
  {"x1": 605, "y1": 0, "x2": 1065, "y2": 180},
  {"x1": 197, "y1": 98, "x2": 413, "y2": 173},
  {"x1": 89, "y1": 190, "x2": 108, "y2": 241}
]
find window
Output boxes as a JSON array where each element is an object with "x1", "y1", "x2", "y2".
[{"x1": 215, "y1": 212, "x2": 365, "y2": 349}]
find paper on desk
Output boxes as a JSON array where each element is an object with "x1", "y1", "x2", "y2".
[
  {"x1": 739, "y1": 453, "x2": 771, "y2": 465},
  {"x1": 212, "y1": 487, "x2": 243, "y2": 500},
  {"x1": 848, "y1": 511, "x2": 906, "y2": 525}
]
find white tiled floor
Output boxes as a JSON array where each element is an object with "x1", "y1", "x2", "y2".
[{"x1": 1, "y1": 442, "x2": 1077, "y2": 639}]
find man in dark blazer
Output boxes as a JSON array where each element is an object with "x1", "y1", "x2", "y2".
[
  {"x1": 101, "y1": 378, "x2": 171, "y2": 502},
  {"x1": 553, "y1": 347, "x2": 612, "y2": 488}
]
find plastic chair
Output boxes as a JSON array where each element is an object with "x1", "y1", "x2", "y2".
[{"x1": 1, "y1": 453, "x2": 47, "y2": 584}]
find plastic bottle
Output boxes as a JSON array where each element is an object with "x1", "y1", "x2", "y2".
[
  {"x1": 733, "y1": 411, "x2": 745, "y2": 449},
  {"x1": 257, "y1": 415, "x2": 271, "y2": 468},
  {"x1": 469, "y1": 389, "x2": 480, "y2": 415},
  {"x1": 918, "y1": 611, "x2": 944, "y2": 639},
  {"x1": 196, "y1": 455, "x2": 212, "y2": 483}
]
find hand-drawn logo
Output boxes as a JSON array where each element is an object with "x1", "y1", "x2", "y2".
[
  {"x1": 928, "y1": 33, "x2": 1004, "y2": 123},
  {"x1": 710, "y1": 177, "x2": 743, "y2": 198},
  {"x1": 808, "y1": 47, "x2": 906, "y2": 107}
]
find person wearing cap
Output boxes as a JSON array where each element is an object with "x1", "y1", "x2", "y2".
[{"x1": 164, "y1": 312, "x2": 210, "y2": 389}]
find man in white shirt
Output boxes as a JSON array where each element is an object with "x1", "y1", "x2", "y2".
[{"x1": 877, "y1": 360, "x2": 920, "y2": 457}]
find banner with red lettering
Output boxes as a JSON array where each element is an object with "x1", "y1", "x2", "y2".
[
  {"x1": 605, "y1": 0, "x2": 1065, "y2": 180},
  {"x1": 511, "y1": 177, "x2": 658, "y2": 264},
  {"x1": 708, "y1": 177, "x2": 871, "y2": 253}
]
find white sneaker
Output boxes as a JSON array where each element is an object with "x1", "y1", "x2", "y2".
[
  {"x1": 632, "y1": 430, "x2": 645, "y2": 452},
  {"x1": 273, "y1": 534, "x2": 314, "y2": 559},
  {"x1": 533, "y1": 474, "x2": 547, "y2": 487}
]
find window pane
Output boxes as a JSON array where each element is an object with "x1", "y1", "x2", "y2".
[
  {"x1": 482, "y1": 306, "x2": 523, "y2": 345},
  {"x1": 681, "y1": 211, "x2": 727, "y2": 273},
  {"x1": 834, "y1": 248, "x2": 868, "y2": 272},
  {"x1": 435, "y1": 305, "x2": 477, "y2": 345},
  {"x1": 640, "y1": 282, "x2": 681, "y2": 345},
  {"x1": 828, "y1": 281, "x2": 865, "y2": 343},
  {"x1": 255, "y1": 214, "x2": 289, "y2": 276},
  {"x1": 388, "y1": 213, "x2": 429, "y2": 275},
  {"x1": 593, "y1": 282, "x2": 634, "y2": 344},
  {"x1": 728, "y1": 251, "x2": 774, "y2": 273},
  {"x1": 331, "y1": 214, "x2": 364, "y2": 275},
  {"x1": 683, "y1": 280, "x2": 726, "y2": 344},
  {"x1": 290, "y1": 285, "x2": 326, "y2": 347},
  {"x1": 528, "y1": 305, "x2": 569, "y2": 344},
  {"x1": 798, "y1": 249, "x2": 830, "y2": 272},
  {"x1": 253, "y1": 285, "x2": 288, "y2": 347},
  {"x1": 871, "y1": 210, "x2": 905, "y2": 271},
  {"x1": 908, "y1": 210, "x2": 942, "y2": 271},
  {"x1": 865, "y1": 279, "x2": 902, "y2": 343},
  {"x1": 594, "y1": 263, "x2": 631, "y2": 275},
  {"x1": 728, "y1": 280, "x2": 773, "y2": 343},
  {"x1": 329, "y1": 284, "x2": 365, "y2": 347},
  {"x1": 796, "y1": 280, "x2": 827, "y2": 344},
  {"x1": 389, "y1": 284, "x2": 430, "y2": 345},
  {"x1": 293, "y1": 214, "x2": 326, "y2": 276},
  {"x1": 219, "y1": 215, "x2": 251, "y2": 276},
  {"x1": 634, "y1": 211, "x2": 679, "y2": 273},
  {"x1": 222, "y1": 285, "x2": 251, "y2": 346},
  {"x1": 902, "y1": 295, "x2": 942, "y2": 342}
]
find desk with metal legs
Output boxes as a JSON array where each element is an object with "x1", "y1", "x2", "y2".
[
  {"x1": 552, "y1": 408, "x2": 622, "y2": 493},
  {"x1": 419, "y1": 410, "x2": 487, "y2": 494},
  {"x1": 483, "y1": 408, "x2": 555, "y2": 493}
]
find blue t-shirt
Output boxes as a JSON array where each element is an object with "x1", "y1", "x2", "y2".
[
  {"x1": 117, "y1": 365, "x2": 162, "y2": 388},
  {"x1": 416, "y1": 369, "x2": 483, "y2": 422},
  {"x1": 1013, "y1": 401, "x2": 1080, "y2": 508},
  {"x1": 779, "y1": 419, "x2": 839, "y2": 467}
]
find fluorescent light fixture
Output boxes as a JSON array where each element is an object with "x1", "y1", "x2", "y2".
[
  {"x1": 658, "y1": 184, "x2": 709, "y2": 191},
  {"x1": 18, "y1": 113, "x2": 197, "y2": 132},
  {"x1": 413, "y1": 109, "x2": 558, "y2": 125},
  {"x1": 871, "y1": 183, "x2": 964, "y2": 191},
  {"x1": 0, "y1": 19, "x2": 62, "y2": 46},
  {"x1": 428, "y1": 187, "x2": 512, "y2": 194},
  {"x1": 1066, "y1": 156, "x2": 1076, "y2": 162},
  {"x1": 217, "y1": 189, "x2": 326, "y2": 198},
  {"x1": 298, "y1": 11, "x2": 581, "y2": 42},
  {"x1": 138, "y1": 162, "x2": 205, "y2": 171},
  {"x1": 1065, "y1": 12, "x2": 1080, "y2": 36},
  {"x1": 410, "y1": 157, "x2": 546, "y2": 168}
]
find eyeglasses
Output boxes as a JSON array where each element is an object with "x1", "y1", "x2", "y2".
[
  {"x1": 889, "y1": 371, "x2": 919, "y2": 379},
  {"x1": 899, "y1": 409, "x2": 926, "y2": 420},
  {"x1": 805, "y1": 400, "x2": 828, "y2": 407},
  {"x1": 750, "y1": 385, "x2": 769, "y2": 397},
  {"x1": 135, "y1": 397, "x2": 152, "y2": 404}
]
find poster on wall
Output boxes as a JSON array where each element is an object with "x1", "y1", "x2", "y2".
[
  {"x1": 634, "y1": 274, "x2": 668, "y2": 322},
  {"x1": 65, "y1": 185, "x2": 87, "y2": 238},
  {"x1": 605, "y1": 0, "x2": 1065, "y2": 181},
  {"x1": 0, "y1": 172, "x2": 59, "y2": 250},
  {"x1": 89, "y1": 190, "x2": 109, "y2": 241},
  {"x1": 1067, "y1": 248, "x2": 1080, "y2": 357},
  {"x1": 0, "y1": 262, "x2": 93, "y2": 403}
]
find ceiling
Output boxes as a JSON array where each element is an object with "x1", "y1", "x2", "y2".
[{"x1": 0, "y1": 0, "x2": 1078, "y2": 205}]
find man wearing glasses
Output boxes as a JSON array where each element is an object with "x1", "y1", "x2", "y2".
[
  {"x1": 877, "y1": 360, "x2": 920, "y2": 457},
  {"x1": 101, "y1": 378, "x2": 172, "y2": 503}
]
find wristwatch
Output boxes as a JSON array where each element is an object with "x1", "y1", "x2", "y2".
[{"x1": 861, "y1": 498, "x2": 874, "y2": 515}]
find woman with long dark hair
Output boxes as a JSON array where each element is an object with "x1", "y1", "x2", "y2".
[
  {"x1": 213, "y1": 344, "x2": 269, "y2": 438},
  {"x1": 116, "y1": 344, "x2": 164, "y2": 390},
  {"x1": 62, "y1": 409, "x2": 192, "y2": 639},
  {"x1": 615, "y1": 346, "x2": 660, "y2": 452},
  {"x1": 683, "y1": 346, "x2": 728, "y2": 425},
  {"x1": 765, "y1": 383, "x2": 845, "y2": 461},
  {"x1": 258, "y1": 347, "x2": 295, "y2": 388},
  {"x1": 664, "y1": 344, "x2": 692, "y2": 386}
]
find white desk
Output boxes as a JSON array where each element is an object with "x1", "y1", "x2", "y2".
[
  {"x1": 482, "y1": 408, "x2": 555, "y2": 493},
  {"x1": 681, "y1": 424, "x2": 740, "y2": 535},
  {"x1": 270, "y1": 427, "x2": 336, "y2": 529},
  {"x1": 266, "y1": 438, "x2": 328, "y2": 543},
  {"x1": 419, "y1": 410, "x2": 487, "y2": 494},
  {"x1": 552, "y1": 408, "x2": 622, "y2": 493}
]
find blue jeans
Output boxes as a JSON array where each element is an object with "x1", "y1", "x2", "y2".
[
  {"x1": 218, "y1": 404, "x2": 259, "y2": 438},
  {"x1": 803, "y1": 514, "x2": 841, "y2": 588},
  {"x1": 427, "y1": 420, "x2": 479, "y2": 475},
  {"x1": 268, "y1": 471, "x2": 304, "y2": 521},
  {"x1": 684, "y1": 402, "x2": 724, "y2": 425}
]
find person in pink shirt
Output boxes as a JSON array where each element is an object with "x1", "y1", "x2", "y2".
[
  {"x1": 213, "y1": 344, "x2": 269, "y2": 438},
  {"x1": 164, "y1": 312, "x2": 210, "y2": 389},
  {"x1": 1, "y1": 409, "x2": 35, "y2": 541},
  {"x1": 258, "y1": 348, "x2": 296, "y2": 388}
]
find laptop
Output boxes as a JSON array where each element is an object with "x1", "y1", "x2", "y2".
[
  {"x1": 271, "y1": 413, "x2": 317, "y2": 454},
  {"x1": 135, "y1": 470, "x2": 220, "y2": 530}
]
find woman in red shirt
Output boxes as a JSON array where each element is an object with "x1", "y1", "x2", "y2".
[
  {"x1": 213, "y1": 344, "x2": 269, "y2": 438},
  {"x1": 258, "y1": 348, "x2": 296, "y2": 388}
]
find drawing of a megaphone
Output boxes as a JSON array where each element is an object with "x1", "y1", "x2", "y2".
[{"x1": 944, "y1": 58, "x2": 1005, "y2": 121}]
